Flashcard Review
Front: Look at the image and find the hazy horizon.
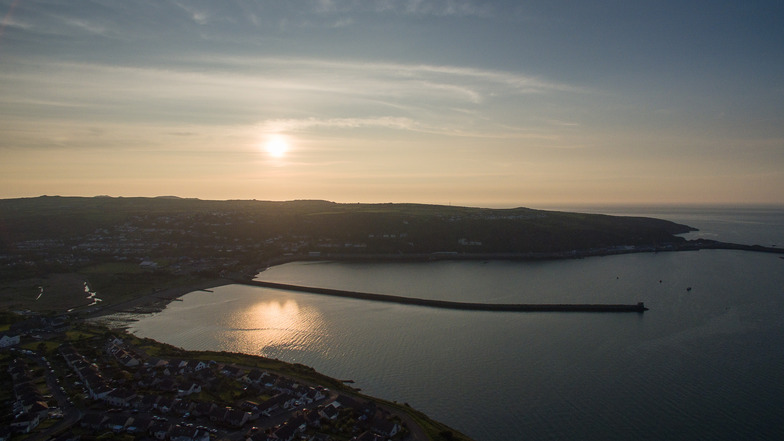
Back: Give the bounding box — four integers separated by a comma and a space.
2, 1, 783, 206
6, 193, 783, 212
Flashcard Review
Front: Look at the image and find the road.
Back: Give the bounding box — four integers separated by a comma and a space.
23, 351, 82, 441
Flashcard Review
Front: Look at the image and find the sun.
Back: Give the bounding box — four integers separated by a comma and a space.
265, 135, 289, 158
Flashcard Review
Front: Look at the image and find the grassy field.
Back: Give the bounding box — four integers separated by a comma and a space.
80, 262, 146, 276
0, 265, 211, 315
0, 272, 88, 312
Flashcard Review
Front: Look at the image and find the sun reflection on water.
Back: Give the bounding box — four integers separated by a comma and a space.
222, 298, 325, 358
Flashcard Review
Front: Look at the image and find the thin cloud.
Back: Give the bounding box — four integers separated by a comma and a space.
0, 55, 585, 146
260, 117, 421, 136
539, 119, 581, 127
20, 56, 580, 114
185, 55, 584, 95
1, 15, 29, 32
314, 0, 340, 13
1, 10, 113, 39
316, 0, 494, 18
259, 116, 563, 141
330, 17, 354, 28
63, 17, 108, 35
399, 0, 493, 18
174, 1, 210, 25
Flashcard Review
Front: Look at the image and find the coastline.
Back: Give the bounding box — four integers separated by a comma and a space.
260, 239, 784, 268
83, 288, 471, 440
85, 278, 233, 319
91, 239, 783, 321
87, 241, 783, 441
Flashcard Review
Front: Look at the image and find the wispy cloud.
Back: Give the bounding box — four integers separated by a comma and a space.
4, 54, 582, 111
259, 115, 563, 141
1, 15, 29, 32
315, 0, 494, 18
0, 1, 138, 41
173, 1, 210, 25
62, 16, 108, 35
0, 0, 21, 39
398, 0, 493, 17
539, 119, 581, 127
330, 17, 354, 28
261, 116, 417, 133
0, 53, 587, 148
186, 55, 584, 95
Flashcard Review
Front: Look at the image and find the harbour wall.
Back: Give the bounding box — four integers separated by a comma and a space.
237, 280, 648, 313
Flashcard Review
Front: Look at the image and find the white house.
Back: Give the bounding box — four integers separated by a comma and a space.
177, 382, 202, 397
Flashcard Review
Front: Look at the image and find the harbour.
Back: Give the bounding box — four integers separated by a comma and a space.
124, 206, 784, 441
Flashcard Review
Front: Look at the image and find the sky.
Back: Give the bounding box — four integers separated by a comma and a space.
1, 0, 783, 207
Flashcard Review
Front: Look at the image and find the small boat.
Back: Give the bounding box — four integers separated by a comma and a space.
686, 287, 692, 292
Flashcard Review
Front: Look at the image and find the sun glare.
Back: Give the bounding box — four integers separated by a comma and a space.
265, 135, 289, 158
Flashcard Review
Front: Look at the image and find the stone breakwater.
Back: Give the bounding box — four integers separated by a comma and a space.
238, 280, 648, 313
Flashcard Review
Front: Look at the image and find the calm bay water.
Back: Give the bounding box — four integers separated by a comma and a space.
127, 206, 784, 440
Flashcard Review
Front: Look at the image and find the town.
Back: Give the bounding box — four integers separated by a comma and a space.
1, 316, 423, 441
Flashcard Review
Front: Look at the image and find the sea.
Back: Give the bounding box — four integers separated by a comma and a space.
124, 205, 784, 440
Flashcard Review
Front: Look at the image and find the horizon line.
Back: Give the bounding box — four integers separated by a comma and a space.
3, 194, 783, 210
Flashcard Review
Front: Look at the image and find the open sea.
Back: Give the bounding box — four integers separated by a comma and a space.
125, 206, 784, 440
